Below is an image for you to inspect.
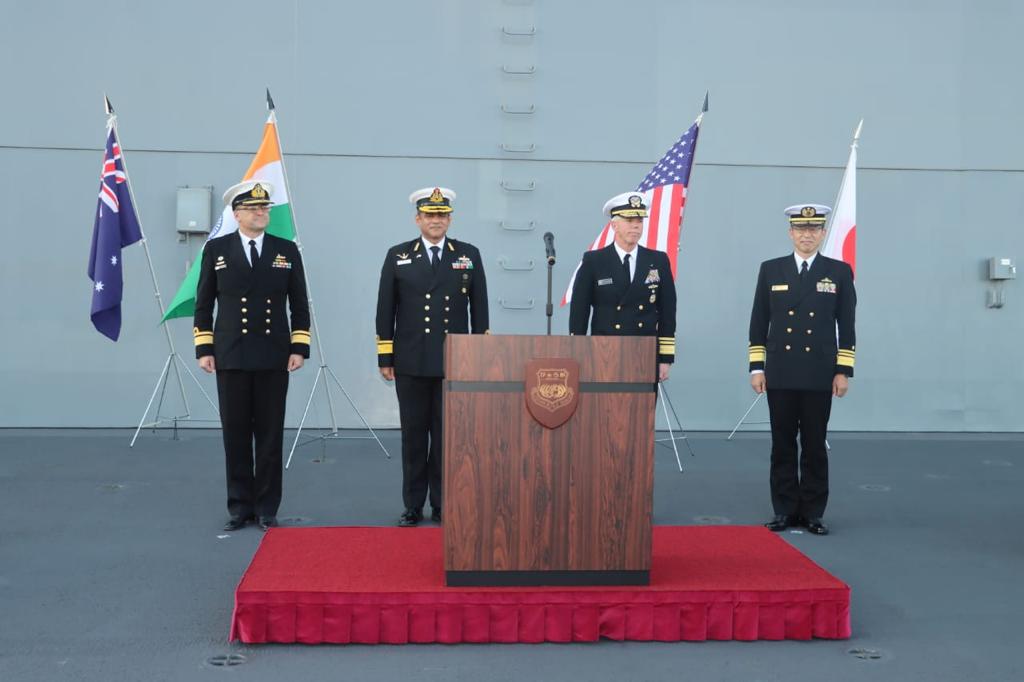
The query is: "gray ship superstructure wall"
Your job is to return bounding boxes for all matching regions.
[1,0,1021,430]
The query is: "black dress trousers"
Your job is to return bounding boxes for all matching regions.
[766,388,832,519]
[394,374,443,512]
[216,369,290,518]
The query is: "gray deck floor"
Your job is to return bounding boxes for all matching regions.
[1,429,1021,682]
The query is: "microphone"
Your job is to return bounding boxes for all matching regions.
[543,231,556,265]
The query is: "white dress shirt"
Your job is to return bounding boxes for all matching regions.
[422,236,447,265]
[239,231,265,266]
[614,242,638,282]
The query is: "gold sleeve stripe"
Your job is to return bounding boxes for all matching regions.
[657,337,675,342]
[749,345,766,351]
[291,331,312,344]
[194,334,214,346]
[377,341,394,354]
[837,349,856,355]
[749,351,766,362]
[836,355,855,367]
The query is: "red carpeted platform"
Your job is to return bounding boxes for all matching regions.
[230,526,850,644]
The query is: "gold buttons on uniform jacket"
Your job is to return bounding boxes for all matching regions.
[615,324,621,329]
[461,288,467,294]
[809,312,815,317]
[786,327,792,333]
[242,329,248,334]
[266,309,271,314]
[805,346,811,352]
[785,344,791,350]
[445,295,450,301]
[424,305,430,311]
[638,305,644,310]
[444,319,449,323]
[425,328,431,334]
[444,307,450,312]
[638,322,644,328]
[617,306,622,311]
[807,329,813,335]
[241,297,247,303]
[266,299,271,304]
[426,294,431,299]
[788,310,795,316]
[265,319,271,324]
[242,308,248,313]
[425,317,430,322]
[242,318,248,323]
[266,330,271,335]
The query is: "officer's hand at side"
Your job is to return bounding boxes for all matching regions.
[199,356,216,374]
[287,354,304,372]
[379,367,395,381]
[750,372,766,394]
[658,363,671,382]
[832,373,849,398]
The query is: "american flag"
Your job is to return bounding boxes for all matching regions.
[88,123,142,341]
[562,118,702,304]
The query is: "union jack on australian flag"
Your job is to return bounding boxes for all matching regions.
[562,108,704,305]
[88,121,142,341]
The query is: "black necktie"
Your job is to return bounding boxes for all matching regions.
[622,254,632,283]
[249,239,259,268]
[800,260,808,280]
[430,245,441,273]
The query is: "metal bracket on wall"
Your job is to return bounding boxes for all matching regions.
[499,220,537,232]
[501,25,536,36]
[498,257,536,271]
[499,298,536,310]
[500,103,535,114]
[500,180,536,192]
[502,64,536,75]
[500,143,535,153]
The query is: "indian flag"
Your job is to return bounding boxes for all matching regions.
[161,111,294,321]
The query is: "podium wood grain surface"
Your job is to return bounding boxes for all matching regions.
[443,334,655,585]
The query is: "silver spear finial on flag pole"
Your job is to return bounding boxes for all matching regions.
[266,87,276,112]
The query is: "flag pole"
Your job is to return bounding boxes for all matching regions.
[263,90,390,466]
[823,119,862,250]
[104,96,219,446]
[654,92,708,462]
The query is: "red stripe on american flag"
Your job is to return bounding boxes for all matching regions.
[664,184,684,276]
[645,186,663,250]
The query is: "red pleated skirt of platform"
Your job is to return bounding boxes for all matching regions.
[230,525,851,644]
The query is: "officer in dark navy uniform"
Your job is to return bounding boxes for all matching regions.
[569,191,677,380]
[375,187,489,526]
[748,203,856,536]
[194,180,311,532]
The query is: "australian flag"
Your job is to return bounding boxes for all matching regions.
[88,126,142,341]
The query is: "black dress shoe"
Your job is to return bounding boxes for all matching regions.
[805,518,830,535]
[398,509,423,527]
[430,508,441,523]
[765,514,797,532]
[223,516,251,532]
[258,516,278,531]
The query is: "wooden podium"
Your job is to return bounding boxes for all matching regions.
[443,334,656,586]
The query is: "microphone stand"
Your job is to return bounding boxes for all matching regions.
[545,256,554,335]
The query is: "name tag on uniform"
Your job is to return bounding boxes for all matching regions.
[396,259,411,266]
[771,284,789,291]
[598,278,613,286]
